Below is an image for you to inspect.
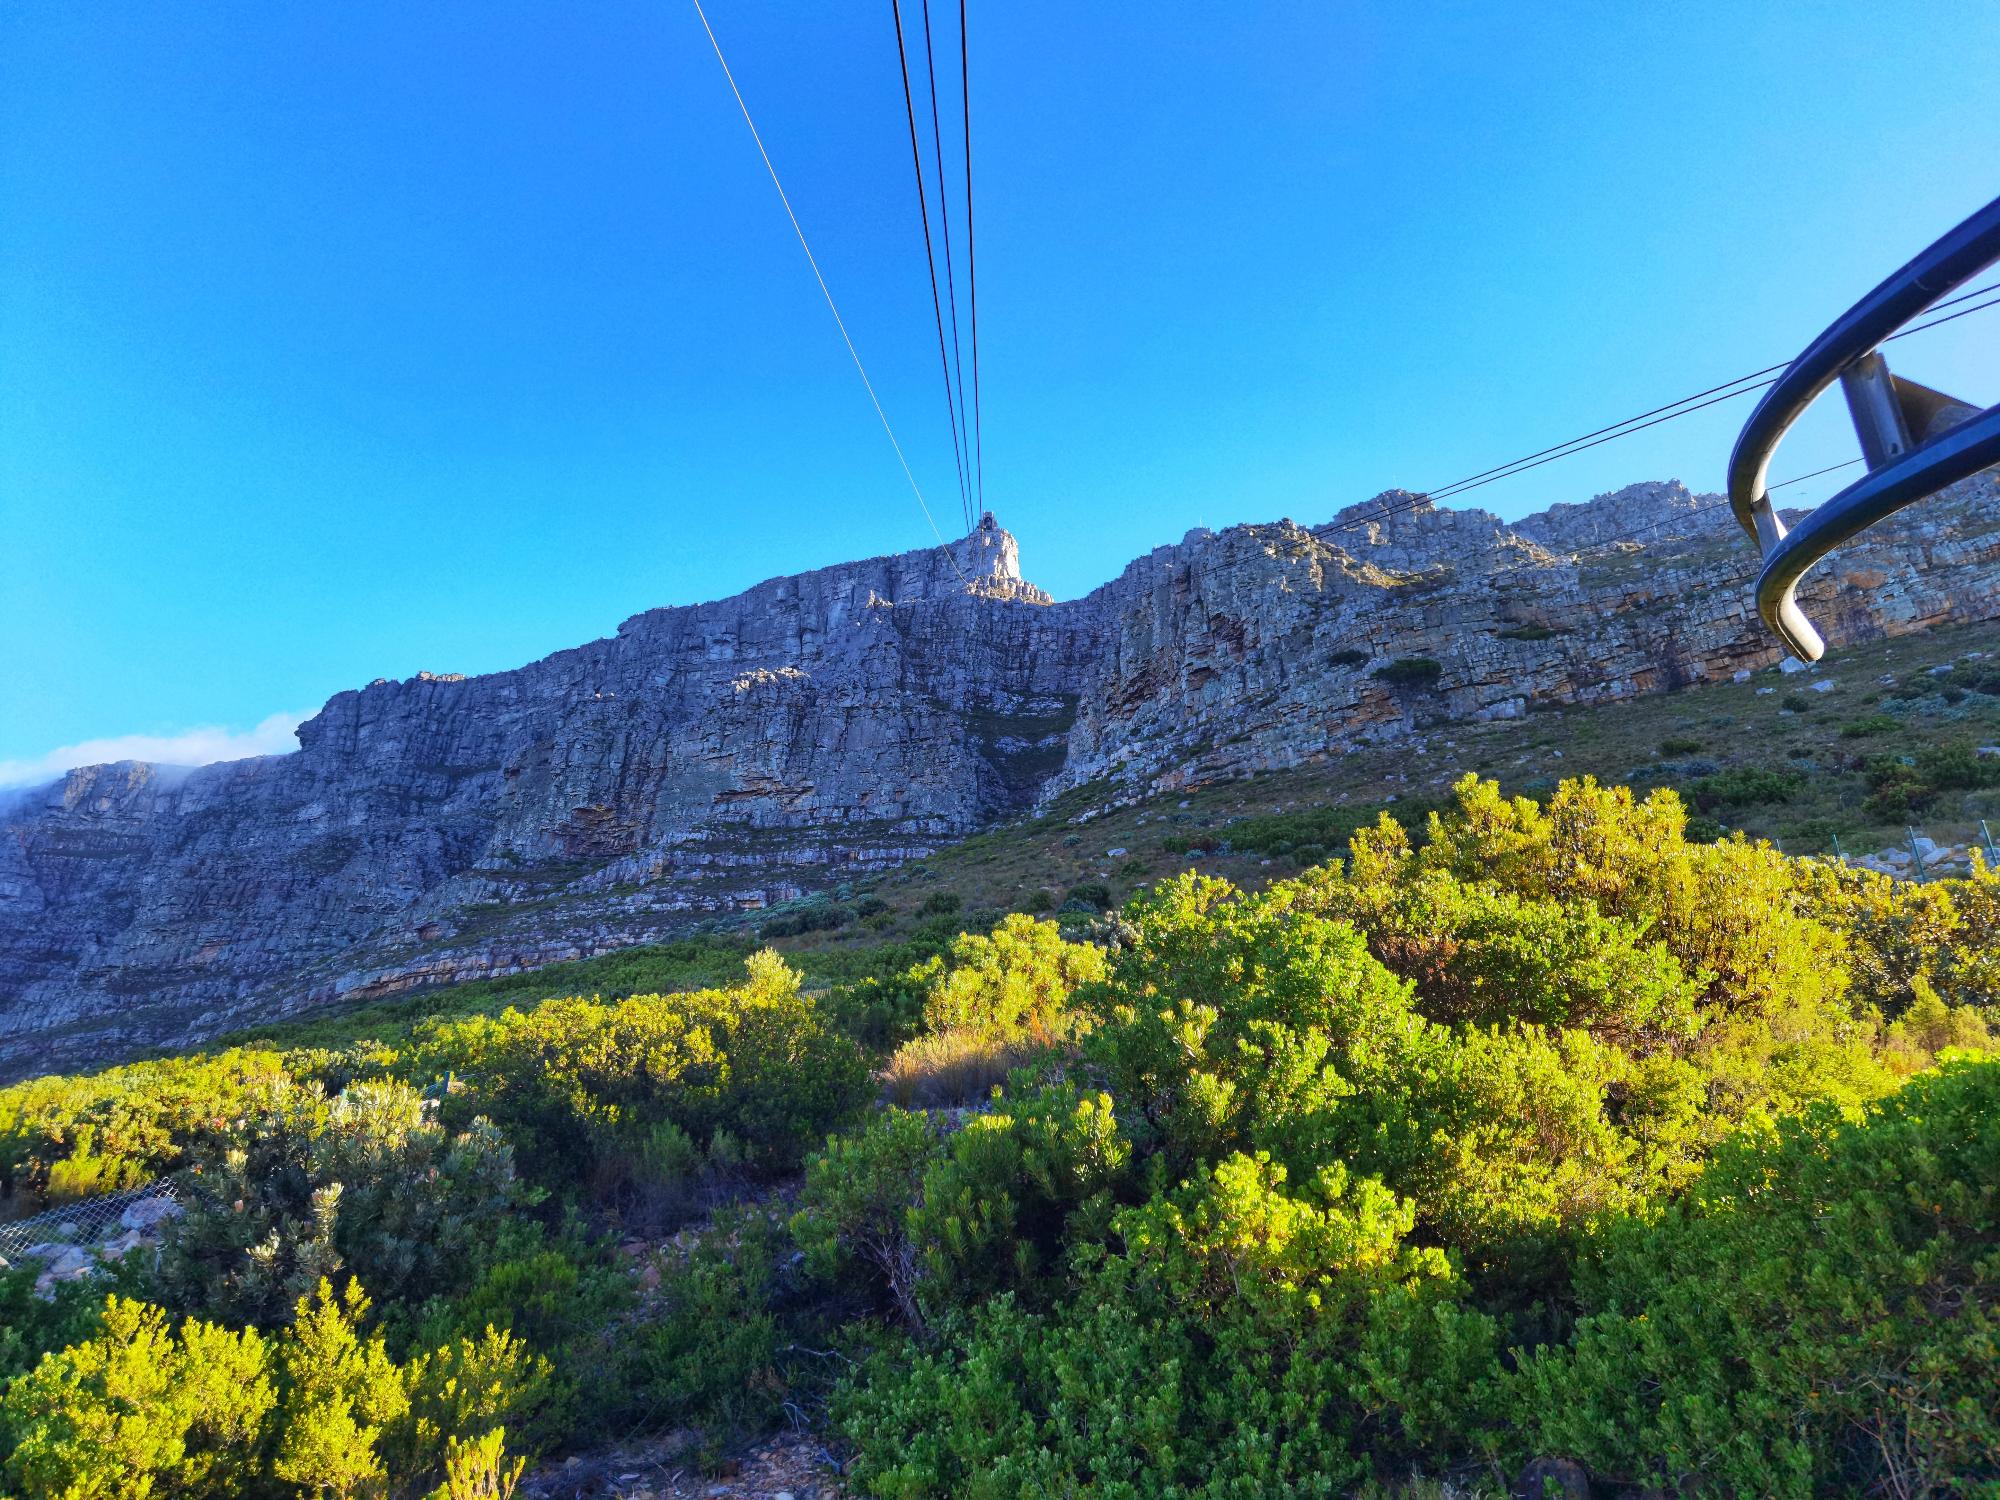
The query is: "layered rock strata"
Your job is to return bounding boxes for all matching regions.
[5,475,1998,1074]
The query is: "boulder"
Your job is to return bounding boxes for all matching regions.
[119,1195,183,1232]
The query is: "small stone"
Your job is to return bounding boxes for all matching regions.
[1780,656,1809,674]
[1808,678,1837,693]
[1106,847,1127,858]
[1756,686,1776,696]
[98,1229,145,1259]
[1731,668,1752,683]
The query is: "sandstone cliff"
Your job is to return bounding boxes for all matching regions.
[5,476,1998,1075]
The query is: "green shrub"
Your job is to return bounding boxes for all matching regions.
[0,1297,275,1498]
[758,903,851,940]
[916,891,963,918]
[1329,648,1371,668]
[1374,656,1445,688]
[917,914,1107,1044]
[793,1109,943,1328]
[616,1207,788,1450]
[1062,882,1112,913]
[1688,764,1805,809]
[410,952,871,1194]
[835,1153,1496,1494]
[0,1279,545,1499]
[0,1264,113,1385]
[1511,1060,2000,1496]
[1659,734,1703,755]
[0,1048,292,1209]
[158,1076,530,1327]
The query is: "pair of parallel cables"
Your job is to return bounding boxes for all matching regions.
[890,0,985,536]
[692,3,1997,563]
[691,0,984,567]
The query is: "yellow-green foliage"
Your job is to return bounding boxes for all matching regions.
[426,1427,525,1500]
[407,949,871,1187]
[0,1298,273,1497]
[0,1048,291,1209]
[818,775,1998,1495]
[5,775,1998,1495]
[1511,1059,2000,1496]
[877,915,1108,1105]
[915,914,1109,1043]
[0,1280,544,1499]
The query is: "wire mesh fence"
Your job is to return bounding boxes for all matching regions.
[0,1178,181,1260]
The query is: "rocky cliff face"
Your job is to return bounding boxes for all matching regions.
[6,476,2000,1075]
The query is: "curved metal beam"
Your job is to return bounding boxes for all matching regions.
[1757,403,2000,659]
[1728,195,2000,539]
[1727,193,2000,660]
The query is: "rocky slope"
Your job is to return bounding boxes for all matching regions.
[5,476,2000,1075]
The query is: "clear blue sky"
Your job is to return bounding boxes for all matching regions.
[3,1,1997,780]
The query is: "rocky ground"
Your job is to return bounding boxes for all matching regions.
[521,1434,846,1500]
[0,1186,182,1297]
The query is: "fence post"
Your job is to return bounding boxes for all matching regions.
[1907,826,1928,884]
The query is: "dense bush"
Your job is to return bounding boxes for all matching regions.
[0,1281,547,1498]
[799,775,1997,1493]
[1688,764,1805,809]
[1512,1059,2000,1496]
[408,951,871,1196]
[757,903,851,940]
[1862,741,2000,820]
[0,1049,291,1209]
[1062,882,1113,913]
[913,914,1108,1044]
[6,773,1999,1493]
[159,1076,530,1328]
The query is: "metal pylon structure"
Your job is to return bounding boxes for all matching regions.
[1729,194,2000,661]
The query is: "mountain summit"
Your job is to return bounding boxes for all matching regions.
[5,474,1998,1075]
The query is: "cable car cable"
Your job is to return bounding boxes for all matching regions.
[918,0,975,531]
[1333,283,2000,536]
[956,0,980,512]
[690,0,968,579]
[891,0,974,533]
[1421,277,2000,505]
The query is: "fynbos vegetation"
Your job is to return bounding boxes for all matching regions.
[1,775,1995,1495]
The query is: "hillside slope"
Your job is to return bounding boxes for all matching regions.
[4,473,1999,1074]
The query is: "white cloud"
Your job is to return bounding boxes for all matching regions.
[0,711,310,790]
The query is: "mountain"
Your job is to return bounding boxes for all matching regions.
[6,474,2000,1076]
